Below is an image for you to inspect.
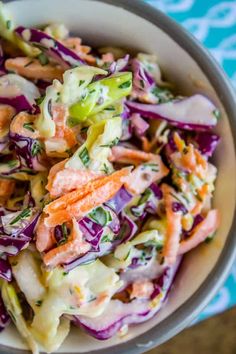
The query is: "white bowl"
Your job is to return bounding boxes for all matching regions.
[1,0,236,353]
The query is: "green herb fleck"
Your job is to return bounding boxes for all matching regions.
[62,223,68,238]
[118,80,132,89]
[213,109,221,120]
[151,86,174,103]
[140,79,145,89]
[31,141,44,157]
[101,163,109,174]
[11,261,18,267]
[156,244,163,251]
[79,80,85,86]
[101,234,111,242]
[100,137,119,148]
[24,60,34,68]
[35,95,45,106]
[124,250,131,261]
[8,160,18,168]
[10,208,31,225]
[160,256,165,265]
[23,122,35,132]
[104,106,115,111]
[142,163,159,172]
[35,300,43,307]
[6,20,11,30]
[89,206,112,226]
[205,233,216,244]
[63,271,68,276]
[79,147,90,167]
[80,126,88,134]
[37,53,49,66]
[137,188,152,206]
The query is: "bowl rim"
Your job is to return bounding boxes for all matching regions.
[1,0,236,353]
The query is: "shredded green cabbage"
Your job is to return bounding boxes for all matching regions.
[66,116,122,172]
[69,71,132,124]
[1,281,39,354]
[0,2,39,57]
[104,230,164,269]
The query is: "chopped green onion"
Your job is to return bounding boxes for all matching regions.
[6,20,11,30]
[37,52,49,66]
[23,122,35,132]
[35,95,45,105]
[118,80,132,89]
[10,208,31,225]
[100,137,119,148]
[79,147,90,167]
[31,141,44,157]
[89,206,112,226]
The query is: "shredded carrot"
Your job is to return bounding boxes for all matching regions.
[0,179,15,199]
[198,184,209,200]
[141,136,152,152]
[45,209,71,228]
[5,57,64,81]
[178,209,220,255]
[68,169,129,218]
[63,38,96,64]
[191,200,203,216]
[52,104,77,148]
[102,53,115,63]
[45,167,130,214]
[10,112,40,139]
[35,214,56,252]
[173,132,185,152]
[109,146,157,165]
[46,159,68,193]
[44,167,131,227]
[43,218,90,268]
[162,184,183,265]
[0,105,16,136]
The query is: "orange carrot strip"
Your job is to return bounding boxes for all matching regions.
[67,179,124,219]
[46,159,68,193]
[5,57,64,81]
[191,200,203,216]
[10,112,39,139]
[173,132,185,152]
[109,146,156,164]
[35,214,56,252]
[0,105,16,137]
[45,167,131,227]
[48,169,103,199]
[178,209,220,255]
[43,218,90,268]
[67,167,131,217]
[0,179,15,198]
[44,209,71,228]
[162,184,183,265]
[45,167,130,214]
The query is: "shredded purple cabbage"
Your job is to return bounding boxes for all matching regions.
[9,132,46,172]
[105,187,133,214]
[15,26,85,69]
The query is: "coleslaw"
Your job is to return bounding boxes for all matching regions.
[0,3,220,353]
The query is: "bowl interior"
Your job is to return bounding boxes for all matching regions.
[1,0,236,353]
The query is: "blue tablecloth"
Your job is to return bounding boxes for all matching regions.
[146,0,236,320]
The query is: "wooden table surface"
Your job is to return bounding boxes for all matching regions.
[147,307,236,354]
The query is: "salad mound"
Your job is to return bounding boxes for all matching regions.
[0,3,220,353]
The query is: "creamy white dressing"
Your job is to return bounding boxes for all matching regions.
[22,28,31,42]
